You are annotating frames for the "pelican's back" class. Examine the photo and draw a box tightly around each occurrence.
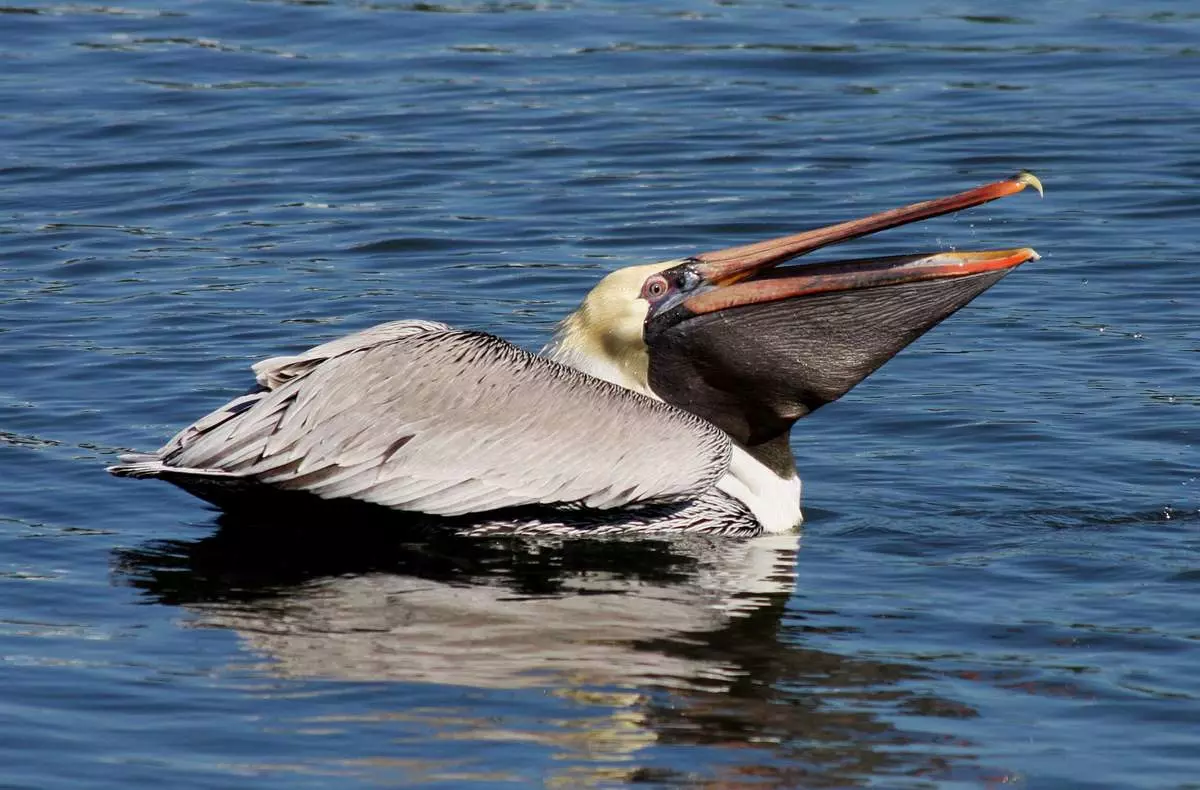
[109,320,731,518]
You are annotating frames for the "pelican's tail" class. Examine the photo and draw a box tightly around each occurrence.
[107,453,240,481]
[107,453,170,478]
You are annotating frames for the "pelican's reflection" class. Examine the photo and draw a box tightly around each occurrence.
[115,506,1001,784]
[117,507,798,688]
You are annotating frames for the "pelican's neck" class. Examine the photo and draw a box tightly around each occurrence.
[541,317,654,398]
[719,435,802,534]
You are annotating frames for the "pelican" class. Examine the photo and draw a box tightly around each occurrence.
[109,173,1042,537]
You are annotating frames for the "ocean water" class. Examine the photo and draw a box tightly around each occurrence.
[1,1,1197,787]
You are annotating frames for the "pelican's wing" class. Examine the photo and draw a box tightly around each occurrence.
[110,320,731,516]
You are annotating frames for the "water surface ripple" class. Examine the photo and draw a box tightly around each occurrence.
[1,1,1197,787]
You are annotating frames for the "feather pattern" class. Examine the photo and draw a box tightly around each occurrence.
[109,320,732,518]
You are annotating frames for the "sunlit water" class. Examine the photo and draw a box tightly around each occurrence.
[1,1,1197,787]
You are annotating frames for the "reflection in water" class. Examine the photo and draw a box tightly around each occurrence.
[117,507,801,690]
[114,508,1008,785]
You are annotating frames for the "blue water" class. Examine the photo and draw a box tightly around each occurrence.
[2,0,1198,786]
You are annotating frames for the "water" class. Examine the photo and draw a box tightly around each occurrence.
[1,0,1197,786]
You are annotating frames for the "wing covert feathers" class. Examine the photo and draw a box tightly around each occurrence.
[110,320,731,516]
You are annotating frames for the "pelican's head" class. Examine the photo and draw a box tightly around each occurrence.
[546,173,1042,452]
[543,260,678,397]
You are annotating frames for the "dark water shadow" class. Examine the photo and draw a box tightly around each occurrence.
[113,504,1012,785]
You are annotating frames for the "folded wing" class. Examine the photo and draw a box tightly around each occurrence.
[109,321,731,517]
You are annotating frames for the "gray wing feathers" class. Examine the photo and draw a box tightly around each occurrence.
[252,319,451,389]
[122,320,730,516]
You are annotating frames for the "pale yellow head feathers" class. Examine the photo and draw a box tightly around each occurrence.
[542,261,678,396]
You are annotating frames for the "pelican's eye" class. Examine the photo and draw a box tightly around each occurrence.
[641,274,671,303]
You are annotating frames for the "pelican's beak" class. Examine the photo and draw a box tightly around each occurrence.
[686,171,1042,308]
[644,173,1042,448]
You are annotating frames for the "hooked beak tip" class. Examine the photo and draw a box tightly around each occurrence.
[1015,170,1044,198]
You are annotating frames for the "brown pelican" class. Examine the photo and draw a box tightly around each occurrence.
[109,173,1042,537]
